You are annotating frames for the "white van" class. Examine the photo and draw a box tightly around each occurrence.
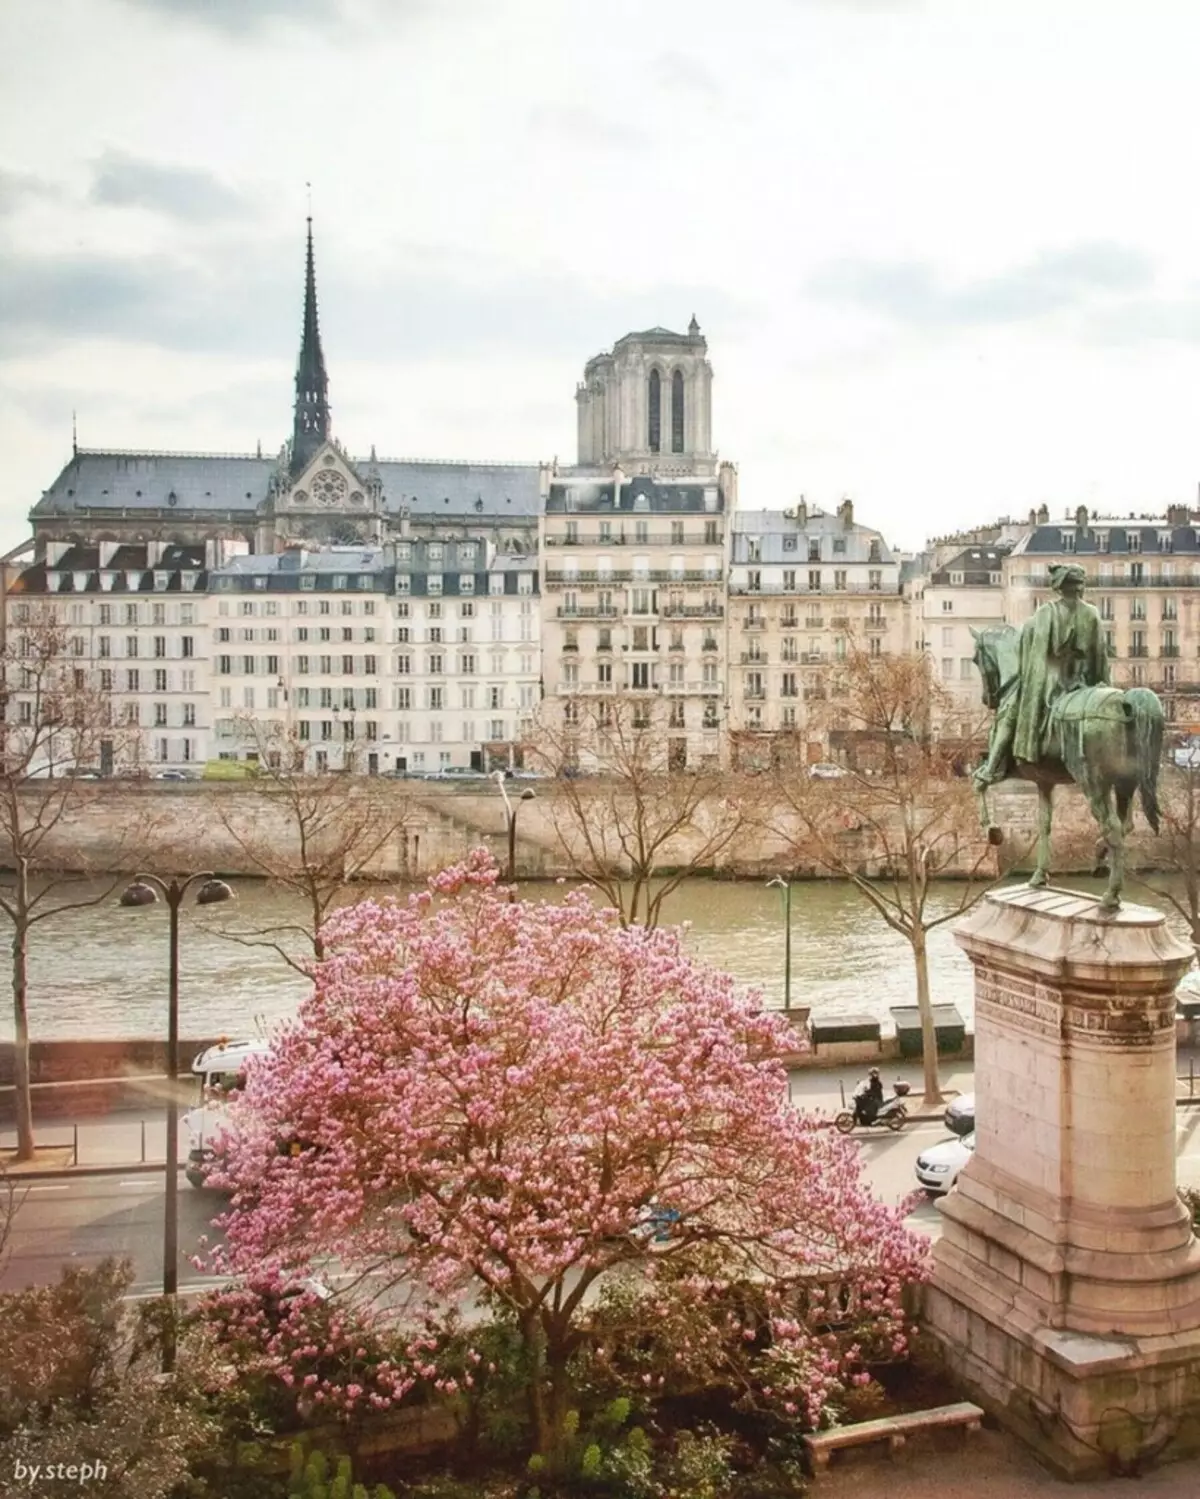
[182,1038,271,1188]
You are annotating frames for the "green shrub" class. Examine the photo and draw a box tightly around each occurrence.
[661,1427,735,1499]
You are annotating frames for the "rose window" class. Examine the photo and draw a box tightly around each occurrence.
[311,470,347,507]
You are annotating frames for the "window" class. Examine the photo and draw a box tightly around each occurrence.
[125,604,138,626]
[868,570,882,591]
[153,635,166,658]
[126,669,140,692]
[598,661,613,685]
[296,655,310,674]
[490,719,505,741]
[428,575,443,596]
[100,669,113,692]
[428,686,444,711]
[99,604,112,626]
[942,599,954,613]
[781,671,797,698]
[219,687,232,708]
[834,571,847,592]
[488,685,504,710]
[183,703,195,726]
[218,655,232,675]
[98,636,111,658]
[181,636,194,658]
[154,668,168,692]
[631,662,650,689]
[125,636,138,658]
[671,368,684,453]
[808,570,821,591]
[242,655,254,675]
[343,654,355,675]
[648,368,662,452]
[429,653,443,675]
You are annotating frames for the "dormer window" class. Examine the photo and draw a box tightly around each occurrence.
[153,572,169,591]
[429,544,443,563]
[181,572,197,592]
[333,574,349,590]
[783,536,797,552]
[1096,532,1110,553]
[1159,531,1173,552]
[950,572,964,585]
[634,494,649,512]
[1128,531,1142,553]
[1060,532,1076,552]
[46,571,61,591]
[989,572,1001,585]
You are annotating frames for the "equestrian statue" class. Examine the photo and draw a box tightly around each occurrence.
[971,562,1163,909]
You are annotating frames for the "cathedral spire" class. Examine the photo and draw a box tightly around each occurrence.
[291,216,331,476]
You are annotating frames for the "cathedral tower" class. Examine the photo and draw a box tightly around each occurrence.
[573,319,715,477]
[290,217,331,476]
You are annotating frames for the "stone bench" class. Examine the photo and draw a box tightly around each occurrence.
[803,1401,984,1473]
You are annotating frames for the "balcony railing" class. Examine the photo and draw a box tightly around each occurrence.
[1129,647,1149,658]
[744,618,766,631]
[1013,573,1191,589]
[1161,645,1181,657]
[555,605,620,618]
[740,652,767,664]
[865,618,890,631]
[660,603,724,618]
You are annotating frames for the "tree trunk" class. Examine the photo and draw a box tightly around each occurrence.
[11,886,33,1162]
[912,925,943,1107]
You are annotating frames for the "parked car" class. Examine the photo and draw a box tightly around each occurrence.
[1175,739,1200,771]
[943,1092,975,1137]
[808,763,847,780]
[155,769,191,781]
[915,1131,975,1194]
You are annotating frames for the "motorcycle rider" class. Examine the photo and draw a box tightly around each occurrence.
[853,1068,885,1126]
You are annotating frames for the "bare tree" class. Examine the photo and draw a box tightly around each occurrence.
[0,605,145,1160]
[762,647,998,1105]
[1136,761,1200,946]
[527,695,752,928]
[0,1167,24,1276]
[208,718,416,970]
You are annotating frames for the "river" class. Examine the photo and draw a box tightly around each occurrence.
[4,873,1195,1042]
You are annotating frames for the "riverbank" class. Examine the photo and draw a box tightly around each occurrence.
[0,776,1143,883]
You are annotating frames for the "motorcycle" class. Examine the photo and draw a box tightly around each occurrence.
[834,1079,910,1134]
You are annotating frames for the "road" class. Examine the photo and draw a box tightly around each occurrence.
[6,1115,1200,1296]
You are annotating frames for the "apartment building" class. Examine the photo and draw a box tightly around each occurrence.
[6,540,217,770]
[542,322,736,770]
[207,542,540,774]
[726,500,904,765]
[916,544,1008,737]
[1005,503,1200,729]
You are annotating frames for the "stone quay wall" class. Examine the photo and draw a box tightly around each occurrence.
[0,778,1122,884]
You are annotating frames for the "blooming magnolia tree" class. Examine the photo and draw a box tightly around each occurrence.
[211,851,927,1459]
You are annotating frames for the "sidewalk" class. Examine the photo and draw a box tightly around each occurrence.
[817,1425,1200,1497]
[0,1112,172,1172]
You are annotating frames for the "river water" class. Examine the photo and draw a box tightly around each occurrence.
[4,873,1195,1042]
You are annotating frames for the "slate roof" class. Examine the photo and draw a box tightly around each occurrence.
[930,545,1007,585]
[1011,519,1200,556]
[12,542,207,595]
[730,508,897,566]
[31,451,543,520]
[546,474,716,513]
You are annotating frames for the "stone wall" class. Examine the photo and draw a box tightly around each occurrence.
[0,777,1167,883]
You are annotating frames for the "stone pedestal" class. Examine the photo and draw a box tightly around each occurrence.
[925,886,1200,1477]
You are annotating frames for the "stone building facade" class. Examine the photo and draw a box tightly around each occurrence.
[542,323,737,771]
[1005,503,1200,729]
[915,543,1008,738]
[725,499,905,766]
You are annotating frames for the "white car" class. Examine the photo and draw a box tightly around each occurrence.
[915,1132,975,1194]
[808,762,847,780]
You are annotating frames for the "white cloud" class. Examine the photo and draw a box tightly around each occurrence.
[2,0,1200,555]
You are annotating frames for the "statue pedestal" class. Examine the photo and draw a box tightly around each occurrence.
[925,886,1200,1477]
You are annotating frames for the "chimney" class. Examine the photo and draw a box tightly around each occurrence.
[839,496,854,530]
[1036,504,1049,525]
[1167,503,1188,527]
[1075,505,1089,531]
[1028,509,1037,526]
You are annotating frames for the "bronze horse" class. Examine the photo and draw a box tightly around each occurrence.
[971,625,1163,909]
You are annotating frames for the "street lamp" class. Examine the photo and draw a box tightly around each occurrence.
[119,871,234,1370]
[766,875,793,1013]
[493,770,535,882]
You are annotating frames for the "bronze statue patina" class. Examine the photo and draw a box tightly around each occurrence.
[972,562,1163,908]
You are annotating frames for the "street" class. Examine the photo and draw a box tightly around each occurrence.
[6,1114,1200,1297]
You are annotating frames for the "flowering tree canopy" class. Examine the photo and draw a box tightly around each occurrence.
[211,851,927,1455]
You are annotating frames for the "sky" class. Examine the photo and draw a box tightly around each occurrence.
[3,0,1200,555]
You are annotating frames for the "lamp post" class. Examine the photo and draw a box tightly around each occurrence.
[119,871,234,1370]
[493,770,535,882]
[766,875,793,1013]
